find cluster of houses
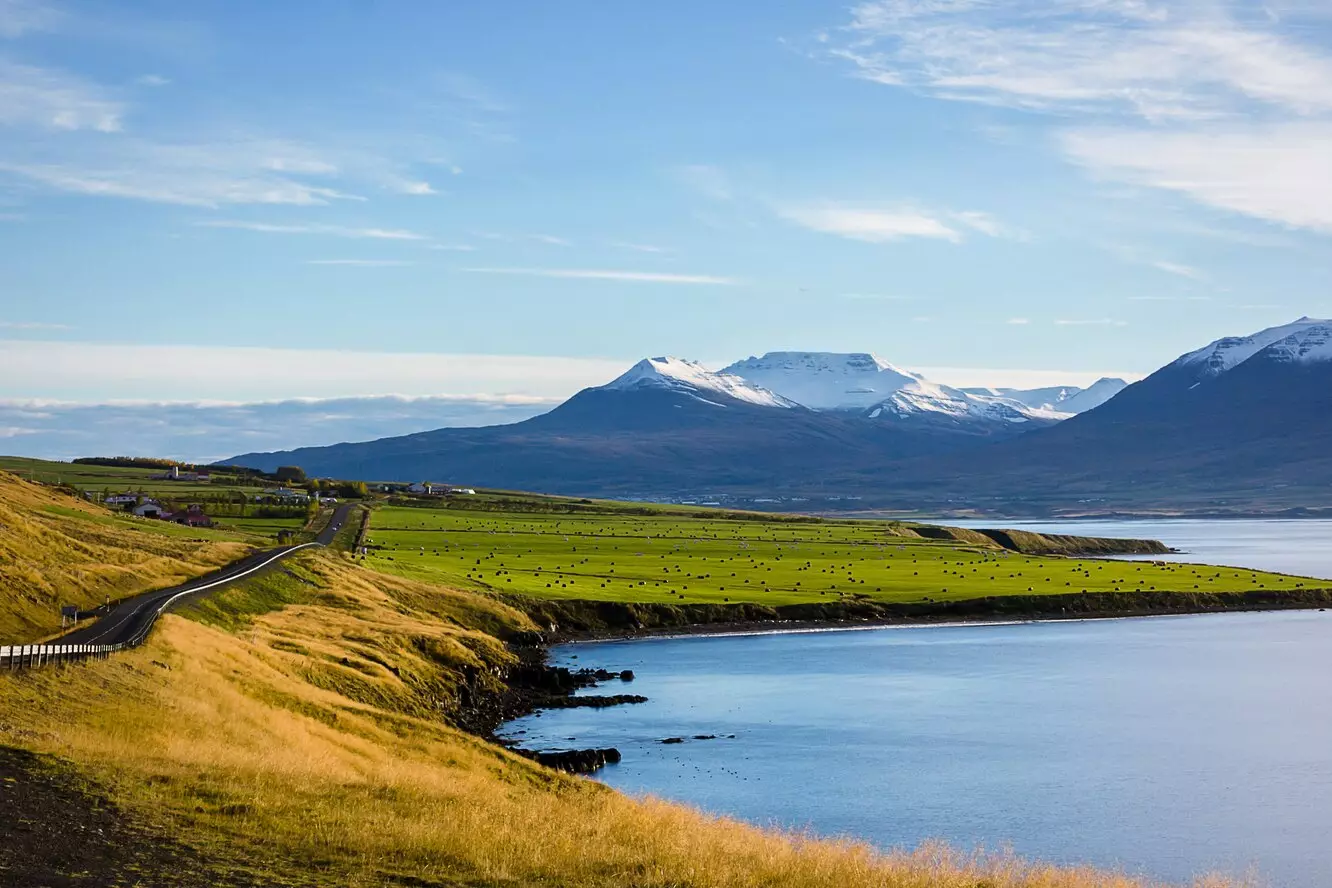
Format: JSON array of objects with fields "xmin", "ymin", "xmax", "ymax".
[
  {"xmin": 102, "ymin": 493, "xmax": 214, "ymax": 527},
  {"xmin": 376, "ymin": 482, "xmax": 476, "ymax": 496}
]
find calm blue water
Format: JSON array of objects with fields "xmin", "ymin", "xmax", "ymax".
[{"xmin": 501, "ymin": 521, "xmax": 1332, "ymax": 886}]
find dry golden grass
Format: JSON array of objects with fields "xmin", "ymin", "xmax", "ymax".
[
  {"xmin": 0, "ymin": 470, "xmax": 251, "ymax": 640},
  {"xmin": 0, "ymin": 551, "xmax": 1250, "ymax": 888}
]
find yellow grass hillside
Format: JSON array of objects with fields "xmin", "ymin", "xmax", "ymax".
[
  {"xmin": 0, "ymin": 470, "xmax": 251, "ymax": 640},
  {"xmin": 0, "ymin": 550, "xmax": 1245, "ymax": 888}
]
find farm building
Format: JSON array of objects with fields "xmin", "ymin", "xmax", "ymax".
[
  {"xmin": 165, "ymin": 504, "xmax": 213, "ymax": 527},
  {"xmin": 133, "ymin": 501, "xmax": 164, "ymax": 518}
]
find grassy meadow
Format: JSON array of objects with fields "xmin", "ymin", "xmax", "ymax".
[
  {"xmin": 363, "ymin": 503, "xmax": 1312, "ymax": 608},
  {"xmin": 0, "ymin": 550, "xmax": 1249, "ymax": 888}
]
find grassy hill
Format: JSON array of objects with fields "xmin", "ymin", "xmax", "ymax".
[
  {"xmin": 1, "ymin": 544, "xmax": 1246, "ymax": 888},
  {"xmin": 0, "ymin": 470, "xmax": 254, "ymax": 640}
]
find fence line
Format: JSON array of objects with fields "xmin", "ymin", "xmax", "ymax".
[{"xmin": 1, "ymin": 541, "xmax": 320, "ymax": 671}]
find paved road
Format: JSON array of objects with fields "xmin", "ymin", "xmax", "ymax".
[{"xmin": 59, "ymin": 503, "xmax": 357, "ymax": 647}]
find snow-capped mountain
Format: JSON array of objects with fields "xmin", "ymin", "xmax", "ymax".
[
  {"xmin": 602, "ymin": 357, "xmax": 798, "ymax": 408},
  {"xmin": 722, "ymin": 352, "xmax": 1058, "ymax": 427},
  {"xmin": 1174, "ymin": 317, "xmax": 1332, "ymax": 378},
  {"xmin": 721, "ymin": 352, "xmax": 920, "ymax": 410},
  {"xmin": 963, "ymin": 378, "xmax": 1128, "ymax": 415}
]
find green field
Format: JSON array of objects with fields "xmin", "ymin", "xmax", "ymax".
[
  {"xmin": 363, "ymin": 504, "xmax": 1315, "ymax": 606},
  {"xmin": 0, "ymin": 455, "xmax": 264, "ymax": 499}
]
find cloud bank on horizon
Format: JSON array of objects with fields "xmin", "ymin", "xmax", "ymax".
[{"xmin": 1, "ymin": 0, "xmax": 1329, "ymax": 459}]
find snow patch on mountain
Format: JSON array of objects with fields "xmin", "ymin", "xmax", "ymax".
[
  {"xmin": 962, "ymin": 378, "xmax": 1127, "ymax": 415},
  {"xmin": 1177, "ymin": 317, "xmax": 1332, "ymax": 376},
  {"xmin": 721, "ymin": 352, "xmax": 920, "ymax": 410},
  {"xmin": 724, "ymin": 351, "xmax": 1061, "ymax": 424},
  {"xmin": 603, "ymin": 357, "xmax": 797, "ymax": 408}
]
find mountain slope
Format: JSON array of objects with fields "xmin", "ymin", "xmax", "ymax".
[
  {"xmin": 866, "ymin": 318, "xmax": 1332, "ymax": 512},
  {"xmin": 227, "ymin": 358, "xmax": 969, "ymax": 493}
]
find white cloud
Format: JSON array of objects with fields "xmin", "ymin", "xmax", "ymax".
[
  {"xmin": 840, "ymin": 292, "xmax": 911, "ymax": 301},
  {"xmin": 830, "ymin": 1, "xmax": 1332, "ymax": 121},
  {"xmin": 462, "ymin": 267, "xmax": 740, "ymax": 285},
  {"xmin": 1149, "ymin": 259, "xmax": 1206, "ymax": 280},
  {"xmin": 429, "ymin": 243, "xmax": 477, "ymax": 252},
  {"xmin": 392, "ymin": 179, "xmax": 435, "ymax": 195},
  {"xmin": 0, "ymin": 59, "xmax": 122, "ymax": 131},
  {"xmin": 0, "ymin": 339, "xmax": 632, "ymax": 402},
  {"xmin": 135, "ymin": 74, "xmax": 169, "ymax": 87},
  {"xmin": 305, "ymin": 259, "xmax": 412, "ymax": 267},
  {"xmin": 822, "ymin": 4, "xmax": 1332, "ymax": 236},
  {"xmin": 0, "ymin": 0, "xmax": 63, "ymax": 39},
  {"xmin": 612, "ymin": 242, "xmax": 673, "ymax": 254},
  {"xmin": 778, "ymin": 203, "xmax": 997, "ymax": 243},
  {"xmin": 1007, "ymin": 318, "xmax": 1031, "ymax": 325},
  {"xmin": 0, "ymin": 320, "xmax": 68, "ymax": 329},
  {"xmin": 0, "ymin": 394, "xmax": 557, "ymax": 462},
  {"xmin": 198, "ymin": 220, "xmax": 428, "ymax": 240},
  {"xmin": 530, "ymin": 233, "xmax": 570, "ymax": 246},
  {"xmin": 1055, "ymin": 318, "xmax": 1129, "ymax": 327},
  {"xmin": 1062, "ymin": 123, "xmax": 1332, "ymax": 234}
]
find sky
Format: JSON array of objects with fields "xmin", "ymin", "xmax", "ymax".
[{"xmin": 2, "ymin": 0, "xmax": 1331, "ymax": 458}]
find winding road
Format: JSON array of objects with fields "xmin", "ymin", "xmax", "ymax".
[{"xmin": 58, "ymin": 503, "xmax": 357, "ymax": 648}]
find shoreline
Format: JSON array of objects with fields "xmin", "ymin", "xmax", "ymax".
[
  {"xmin": 526, "ymin": 586, "xmax": 1332, "ymax": 647},
  {"xmin": 482, "ymin": 589, "xmax": 1332, "ymax": 758},
  {"xmin": 551, "ymin": 600, "xmax": 1332, "ymax": 645}
]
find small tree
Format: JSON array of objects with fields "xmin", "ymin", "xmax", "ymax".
[{"xmin": 275, "ymin": 465, "xmax": 307, "ymax": 484}]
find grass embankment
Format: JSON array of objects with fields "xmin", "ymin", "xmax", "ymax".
[
  {"xmin": 361, "ymin": 504, "xmax": 1316, "ymax": 618},
  {"xmin": 0, "ymin": 455, "xmax": 312, "ymax": 539},
  {"xmin": 0, "ymin": 549, "xmax": 1245, "ymax": 888},
  {"xmin": 0, "ymin": 470, "xmax": 254, "ymax": 640}
]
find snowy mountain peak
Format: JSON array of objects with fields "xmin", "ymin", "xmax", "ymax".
[
  {"xmin": 603, "ymin": 357, "xmax": 797, "ymax": 408},
  {"xmin": 722, "ymin": 351, "xmax": 922, "ymax": 410},
  {"xmin": 1177, "ymin": 318, "xmax": 1332, "ymax": 376}
]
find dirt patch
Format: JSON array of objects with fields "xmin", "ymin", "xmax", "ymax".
[{"xmin": 0, "ymin": 745, "xmax": 296, "ymax": 887}]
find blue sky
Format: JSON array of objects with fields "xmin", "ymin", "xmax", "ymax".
[{"xmin": 2, "ymin": 0, "xmax": 1332, "ymax": 428}]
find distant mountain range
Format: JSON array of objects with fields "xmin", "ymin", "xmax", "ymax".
[{"xmin": 227, "ymin": 319, "xmax": 1332, "ymax": 515}]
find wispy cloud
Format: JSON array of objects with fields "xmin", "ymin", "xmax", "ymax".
[
  {"xmin": 429, "ymin": 243, "xmax": 477, "ymax": 252},
  {"xmin": 0, "ymin": 339, "xmax": 631, "ymax": 403},
  {"xmin": 0, "ymin": 320, "xmax": 69, "ymax": 330},
  {"xmin": 1007, "ymin": 318, "xmax": 1031, "ymax": 325},
  {"xmin": 1149, "ymin": 259, "xmax": 1206, "ymax": 281},
  {"xmin": 827, "ymin": 1, "xmax": 1332, "ymax": 121},
  {"xmin": 390, "ymin": 179, "xmax": 436, "ymax": 196},
  {"xmin": 462, "ymin": 267, "xmax": 739, "ymax": 285},
  {"xmin": 0, "ymin": 0, "xmax": 63, "ymax": 39},
  {"xmin": 530, "ymin": 233, "xmax": 570, "ymax": 246},
  {"xmin": 612, "ymin": 241, "xmax": 672, "ymax": 254},
  {"xmin": 840, "ymin": 292, "xmax": 911, "ymax": 301},
  {"xmin": 675, "ymin": 164, "xmax": 734, "ymax": 201},
  {"xmin": 778, "ymin": 202, "xmax": 1005, "ymax": 244},
  {"xmin": 304, "ymin": 259, "xmax": 412, "ymax": 267},
  {"xmin": 134, "ymin": 73, "xmax": 169, "ymax": 87},
  {"xmin": 1055, "ymin": 318, "xmax": 1129, "ymax": 327},
  {"xmin": 1105, "ymin": 243, "xmax": 1208, "ymax": 280},
  {"xmin": 1063, "ymin": 124, "xmax": 1332, "ymax": 235},
  {"xmin": 0, "ymin": 59, "xmax": 123, "ymax": 131},
  {"xmin": 821, "ymin": 3, "xmax": 1332, "ymax": 236},
  {"xmin": 198, "ymin": 220, "xmax": 428, "ymax": 240}
]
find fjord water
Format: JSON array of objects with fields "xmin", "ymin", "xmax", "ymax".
[{"xmin": 501, "ymin": 521, "xmax": 1332, "ymax": 886}]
